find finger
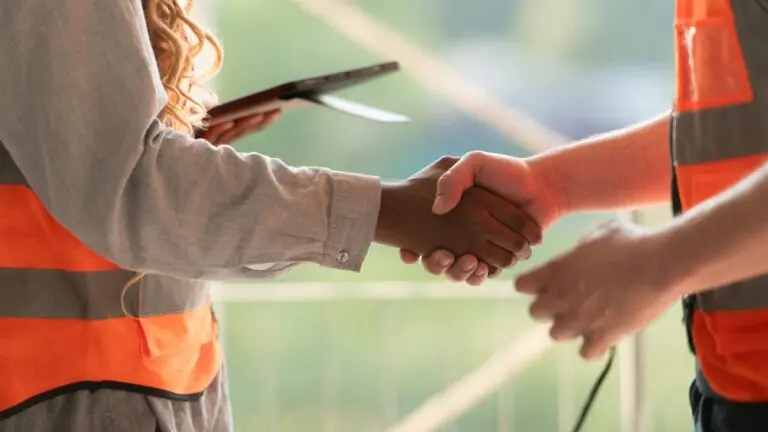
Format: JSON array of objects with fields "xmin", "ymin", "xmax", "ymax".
[
  {"xmin": 488, "ymin": 266, "xmax": 502, "ymax": 278},
  {"xmin": 433, "ymin": 153, "xmax": 485, "ymax": 215},
  {"xmin": 476, "ymin": 242, "xmax": 516, "ymax": 270},
  {"xmin": 548, "ymin": 315, "xmax": 582, "ymax": 341},
  {"xmin": 528, "ymin": 296, "xmax": 564, "ymax": 322},
  {"xmin": 466, "ymin": 263, "xmax": 490, "ymax": 286},
  {"xmin": 223, "ymin": 110, "xmax": 282, "ymax": 144},
  {"xmin": 236, "ymin": 113, "xmax": 270, "ymax": 130},
  {"xmin": 481, "ymin": 192, "xmax": 543, "ymax": 246},
  {"xmin": 236, "ymin": 109, "xmax": 282, "ymax": 134},
  {"xmin": 217, "ymin": 116, "xmax": 264, "ymax": 144},
  {"xmin": 260, "ymin": 109, "xmax": 282, "ymax": 127},
  {"xmin": 515, "ymin": 264, "xmax": 550, "ymax": 295},
  {"xmin": 580, "ymin": 329, "xmax": 619, "ymax": 361},
  {"xmin": 200, "ymin": 122, "xmax": 235, "ymax": 145},
  {"xmin": 445, "ymin": 255, "xmax": 479, "ymax": 282},
  {"xmin": 399, "ymin": 250, "xmax": 419, "ymax": 264},
  {"xmin": 420, "ymin": 249, "xmax": 455, "ymax": 276},
  {"xmin": 481, "ymin": 213, "xmax": 532, "ymax": 261}
]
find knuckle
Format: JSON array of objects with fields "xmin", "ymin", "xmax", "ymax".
[
  {"xmin": 436, "ymin": 155, "xmax": 459, "ymax": 168},
  {"xmin": 435, "ymin": 172, "xmax": 452, "ymax": 187},
  {"xmin": 465, "ymin": 150, "xmax": 487, "ymax": 162}
]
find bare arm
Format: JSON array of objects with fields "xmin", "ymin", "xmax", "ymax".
[
  {"xmin": 0, "ymin": 0, "xmax": 379, "ymax": 279},
  {"xmin": 660, "ymin": 162, "xmax": 768, "ymax": 294},
  {"xmin": 528, "ymin": 111, "xmax": 672, "ymax": 215},
  {"xmin": 419, "ymin": 112, "xmax": 674, "ymax": 283}
]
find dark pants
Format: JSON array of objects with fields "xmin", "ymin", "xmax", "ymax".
[{"xmin": 690, "ymin": 380, "xmax": 768, "ymax": 431}]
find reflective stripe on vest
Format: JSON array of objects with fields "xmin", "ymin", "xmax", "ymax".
[
  {"xmin": 673, "ymin": 0, "xmax": 768, "ymax": 402},
  {"xmin": 0, "ymin": 144, "xmax": 221, "ymax": 417}
]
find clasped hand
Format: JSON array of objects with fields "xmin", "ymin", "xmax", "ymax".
[
  {"xmin": 406, "ymin": 152, "xmax": 681, "ymax": 361},
  {"xmin": 381, "ymin": 156, "xmax": 542, "ymax": 278}
]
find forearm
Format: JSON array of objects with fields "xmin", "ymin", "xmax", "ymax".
[
  {"xmin": 528, "ymin": 112, "xmax": 672, "ymax": 214},
  {"xmin": 660, "ymin": 162, "xmax": 768, "ymax": 294},
  {"xmin": 0, "ymin": 0, "xmax": 380, "ymax": 279}
]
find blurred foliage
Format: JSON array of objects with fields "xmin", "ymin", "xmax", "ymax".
[{"xmin": 211, "ymin": 0, "xmax": 690, "ymax": 430}]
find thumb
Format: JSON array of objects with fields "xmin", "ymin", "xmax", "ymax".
[{"xmin": 432, "ymin": 154, "xmax": 480, "ymax": 215}]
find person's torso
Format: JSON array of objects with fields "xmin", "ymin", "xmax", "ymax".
[
  {"xmin": 671, "ymin": 0, "xmax": 768, "ymax": 402},
  {"xmin": 0, "ymin": 143, "xmax": 226, "ymax": 429}
]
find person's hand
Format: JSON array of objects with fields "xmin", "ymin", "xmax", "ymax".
[
  {"xmin": 197, "ymin": 110, "xmax": 281, "ymax": 146},
  {"xmin": 400, "ymin": 152, "xmax": 565, "ymax": 284},
  {"xmin": 376, "ymin": 156, "xmax": 543, "ymax": 271},
  {"xmin": 515, "ymin": 219, "xmax": 681, "ymax": 360}
]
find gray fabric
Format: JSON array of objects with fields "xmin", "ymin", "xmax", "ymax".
[
  {"xmin": 696, "ymin": 274, "xmax": 768, "ymax": 311},
  {"xmin": 672, "ymin": 0, "xmax": 768, "ymax": 312},
  {"xmin": 0, "ymin": 0, "xmax": 383, "ymax": 430},
  {"xmin": 0, "ymin": 369, "xmax": 232, "ymax": 432},
  {"xmin": 0, "ymin": 268, "xmax": 213, "ymax": 319},
  {"xmin": 672, "ymin": 0, "xmax": 768, "ymax": 165}
]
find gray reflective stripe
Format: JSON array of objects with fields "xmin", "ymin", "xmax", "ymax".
[
  {"xmin": 673, "ymin": 103, "xmax": 768, "ymax": 164},
  {"xmin": 0, "ymin": 268, "xmax": 210, "ymax": 319},
  {"xmin": 673, "ymin": 1, "xmax": 768, "ymax": 165},
  {"xmin": 0, "ymin": 143, "xmax": 27, "ymax": 186},
  {"xmin": 695, "ymin": 274, "xmax": 768, "ymax": 311}
]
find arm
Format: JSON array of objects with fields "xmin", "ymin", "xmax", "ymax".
[
  {"xmin": 510, "ymin": 160, "xmax": 768, "ymax": 360},
  {"xmin": 660, "ymin": 162, "xmax": 768, "ymax": 294},
  {"xmin": 416, "ymin": 112, "xmax": 673, "ymax": 284},
  {"xmin": 528, "ymin": 111, "xmax": 672, "ymax": 215},
  {"xmin": 0, "ymin": 0, "xmax": 379, "ymax": 279}
]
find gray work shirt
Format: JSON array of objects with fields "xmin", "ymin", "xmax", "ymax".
[{"xmin": 0, "ymin": 0, "xmax": 382, "ymax": 430}]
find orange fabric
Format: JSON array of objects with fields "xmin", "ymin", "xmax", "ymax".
[
  {"xmin": 674, "ymin": 0, "xmax": 752, "ymax": 112},
  {"xmin": 678, "ymin": 156, "xmax": 768, "ymax": 402},
  {"xmin": 692, "ymin": 309, "xmax": 768, "ymax": 401},
  {"xmin": 674, "ymin": 155, "xmax": 768, "ymax": 210},
  {"xmin": 0, "ymin": 185, "xmax": 119, "ymax": 271},
  {"xmin": 0, "ymin": 168, "xmax": 222, "ymax": 409},
  {"xmin": 0, "ymin": 304, "xmax": 221, "ymax": 412},
  {"xmin": 676, "ymin": 0, "xmax": 733, "ymax": 21},
  {"xmin": 674, "ymin": 0, "xmax": 768, "ymax": 402}
]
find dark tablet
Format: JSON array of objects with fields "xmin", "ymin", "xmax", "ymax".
[{"xmin": 205, "ymin": 61, "xmax": 405, "ymax": 126}]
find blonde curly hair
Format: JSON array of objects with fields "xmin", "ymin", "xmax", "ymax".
[
  {"xmin": 143, "ymin": 0, "xmax": 223, "ymax": 134},
  {"xmin": 120, "ymin": 0, "xmax": 223, "ymax": 317}
]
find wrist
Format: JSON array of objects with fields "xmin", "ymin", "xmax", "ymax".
[
  {"xmin": 645, "ymin": 222, "xmax": 707, "ymax": 297},
  {"xmin": 525, "ymin": 153, "xmax": 572, "ymax": 220},
  {"xmin": 374, "ymin": 183, "xmax": 400, "ymax": 246}
]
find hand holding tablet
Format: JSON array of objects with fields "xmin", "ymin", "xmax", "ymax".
[{"xmin": 201, "ymin": 61, "xmax": 409, "ymax": 135}]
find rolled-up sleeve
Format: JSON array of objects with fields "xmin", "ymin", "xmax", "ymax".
[{"xmin": 0, "ymin": 0, "xmax": 381, "ymax": 279}]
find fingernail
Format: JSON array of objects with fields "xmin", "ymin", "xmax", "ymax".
[
  {"xmin": 462, "ymin": 261, "xmax": 475, "ymax": 271},
  {"xmin": 474, "ymin": 267, "xmax": 486, "ymax": 276}
]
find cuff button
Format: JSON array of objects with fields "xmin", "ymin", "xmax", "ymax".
[{"xmin": 336, "ymin": 250, "xmax": 350, "ymax": 264}]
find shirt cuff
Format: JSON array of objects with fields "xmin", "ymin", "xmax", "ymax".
[{"xmin": 322, "ymin": 171, "xmax": 382, "ymax": 272}]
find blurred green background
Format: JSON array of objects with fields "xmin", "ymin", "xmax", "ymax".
[{"xmin": 204, "ymin": 0, "xmax": 691, "ymax": 430}]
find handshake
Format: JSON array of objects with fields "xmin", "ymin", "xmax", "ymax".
[{"xmin": 374, "ymin": 154, "xmax": 545, "ymax": 283}]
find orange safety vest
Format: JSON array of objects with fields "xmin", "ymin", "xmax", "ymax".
[
  {"xmin": 0, "ymin": 144, "xmax": 222, "ymax": 418},
  {"xmin": 673, "ymin": 0, "xmax": 768, "ymax": 401}
]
